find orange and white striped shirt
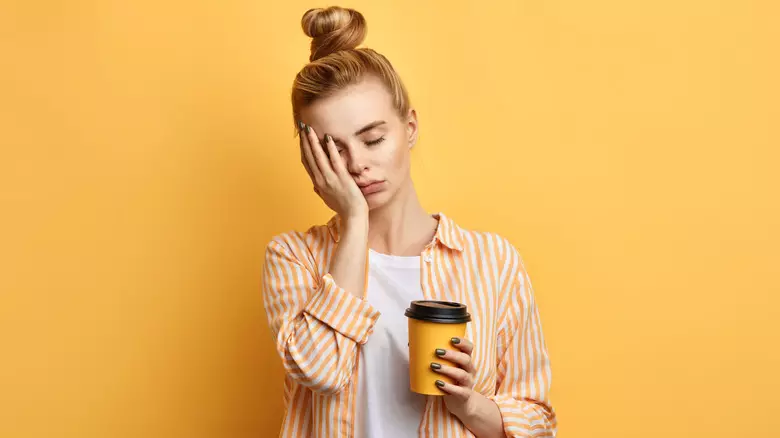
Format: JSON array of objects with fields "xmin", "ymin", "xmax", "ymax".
[{"xmin": 262, "ymin": 213, "xmax": 557, "ymax": 437}]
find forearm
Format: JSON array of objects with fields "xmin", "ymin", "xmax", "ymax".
[
  {"xmin": 328, "ymin": 214, "xmax": 369, "ymax": 298},
  {"xmin": 263, "ymin": 229, "xmax": 379, "ymax": 395},
  {"xmin": 461, "ymin": 393, "xmax": 505, "ymax": 438},
  {"xmin": 286, "ymin": 215, "xmax": 370, "ymax": 391}
]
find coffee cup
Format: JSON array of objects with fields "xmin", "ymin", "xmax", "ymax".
[{"xmin": 405, "ymin": 300, "xmax": 471, "ymax": 395}]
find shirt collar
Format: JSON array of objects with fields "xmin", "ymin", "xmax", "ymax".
[{"xmin": 326, "ymin": 212, "xmax": 464, "ymax": 252}]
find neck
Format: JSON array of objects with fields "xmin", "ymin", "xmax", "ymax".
[{"xmin": 367, "ymin": 179, "xmax": 437, "ymax": 256}]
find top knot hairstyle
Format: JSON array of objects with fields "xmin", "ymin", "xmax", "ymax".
[
  {"xmin": 302, "ymin": 7, "xmax": 366, "ymax": 62},
  {"xmin": 291, "ymin": 7, "xmax": 411, "ymax": 127}
]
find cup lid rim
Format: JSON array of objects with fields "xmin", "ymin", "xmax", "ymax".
[{"xmin": 404, "ymin": 300, "xmax": 471, "ymax": 323}]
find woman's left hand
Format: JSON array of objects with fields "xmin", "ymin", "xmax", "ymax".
[{"xmin": 432, "ymin": 337, "xmax": 478, "ymax": 420}]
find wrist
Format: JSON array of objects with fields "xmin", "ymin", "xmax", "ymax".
[
  {"xmin": 460, "ymin": 392, "xmax": 503, "ymax": 437},
  {"xmin": 340, "ymin": 214, "xmax": 368, "ymax": 240},
  {"xmin": 342, "ymin": 210, "xmax": 368, "ymax": 227},
  {"xmin": 463, "ymin": 392, "xmax": 485, "ymax": 422}
]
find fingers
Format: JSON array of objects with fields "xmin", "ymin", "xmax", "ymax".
[
  {"xmin": 297, "ymin": 123, "xmax": 309, "ymax": 174},
  {"xmin": 299, "ymin": 123, "xmax": 321, "ymax": 183},
  {"xmin": 450, "ymin": 337, "xmax": 473, "ymax": 356},
  {"xmin": 431, "ymin": 362, "xmax": 473, "ymax": 388},
  {"xmin": 304, "ymin": 125, "xmax": 336, "ymax": 181},
  {"xmin": 435, "ymin": 347, "xmax": 475, "ymax": 374},
  {"xmin": 322, "ymin": 134, "xmax": 348, "ymax": 176},
  {"xmin": 300, "ymin": 144, "xmax": 315, "ymax": 181},
  {"xmin": 435, "ymin": 379, "xmax": 471, "ymax": 400}
]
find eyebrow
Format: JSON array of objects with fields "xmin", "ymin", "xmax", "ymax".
[{"xmin": 354, "ymin": 120, "xmax": 387, "ymax": 136}]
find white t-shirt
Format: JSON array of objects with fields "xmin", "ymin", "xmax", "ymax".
[{"xmin": 356, "ymin": 249, "xmax": 426, "ymax": 437}]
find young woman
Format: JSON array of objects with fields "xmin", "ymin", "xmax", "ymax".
[{"xmin": 262, "ymin": 7, "xmax": 557, "ymax": 438}]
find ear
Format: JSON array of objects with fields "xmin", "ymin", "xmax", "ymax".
[{"xmin": 406, "ymin": 108, "xmax": 419, "ymax": 149}]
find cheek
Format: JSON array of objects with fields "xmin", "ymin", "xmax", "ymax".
[
  {"xmin": 365, "ymin": 137, "xmax": 410, "ymax": 178},
  {"xmin": 385, "ymin": 138, "xmax": 409, "ymax": 172}
]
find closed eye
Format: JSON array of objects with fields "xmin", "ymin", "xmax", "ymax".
[{"xmin": 365, "ymin": 137, "xmax": 385, "ymax": 146}]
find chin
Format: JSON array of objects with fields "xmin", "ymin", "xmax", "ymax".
[{"xmin": 365, "ymin": 190, "xmax": 393, "ymax": 210}]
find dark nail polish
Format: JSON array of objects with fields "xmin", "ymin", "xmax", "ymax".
[
  {"xmin": 435, "ymin": 380, "xmax": 445, "ymax": 388},
  {"xmin": 451, "ymin": 337, "xmax": 460, "ymax": 344},
  {"xmin": 298, "ymin": 121, "xmax": 304, "ymax": 131},
  {"xmin": 435, "ymin": 349, "xmax": 446, "ymax": 356},
  {"xmin": 324, "ymin": 134, "xmax": 331, "ymax": 143},
  {"xmin": 430, "ymin": 362, "xmax": 441, "ymax": 370},
  {"xmin": 305, "ymin": 124, "xmax": 311, "ymax": 133}
]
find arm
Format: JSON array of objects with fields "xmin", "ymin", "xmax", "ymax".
[
  {"xmin": 455, "ymin": 379, "xmax": 506, "ymax": 438},
  {"xmin": 262, "ymin": 217, "xmax": 378, "ymax": 395},
  {"xmin": 434, "ymin": 242, "xmax": 556, "ymax": 437},
  {"xmin": 487, "ymin": 258, "xmax": 557, "ymax": 437},
  {"xmin": 328, "ymin": 215, "xmax": 369, "ymax": 298}
]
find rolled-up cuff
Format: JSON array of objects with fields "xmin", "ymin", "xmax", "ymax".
[
  {"xmin": 487, "ymin": 394, "xmax": 556, "ymax": 437},
  {"xmin": 304, "ymin": 273, "xmax": 380, "ymax": 344}
]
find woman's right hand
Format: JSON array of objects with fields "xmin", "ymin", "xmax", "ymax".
[{"xmin": 299, "ymin": 122, "xmax": 368, "ymax": 219}]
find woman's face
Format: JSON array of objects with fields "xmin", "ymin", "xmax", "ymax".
[{"xmin": 299, "ymin": 76, "xmax": 418, "ymax": 211}]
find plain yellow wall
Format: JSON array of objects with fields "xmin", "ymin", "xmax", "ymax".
[{"xmin": 2, "ymin": 1, "xmax": 778, "ymax": 437}]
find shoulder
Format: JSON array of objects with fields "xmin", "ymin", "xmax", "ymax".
[
  {"xmin": 442, "ymin": 213, "xmax": 531, "ymax": 295},
  {"xmin": 443, "ymin": 215, "xmax": 534, "ymax": 323},
  {"xmin": 460, "ymin": 229, "xmax": 518, "ymax": 259},
  {"xmin": 443, "ymin": 213, "xmax": 524, "ymax": 266},
  {"xmin": 265, "ymin": 219, "xmax": 334, "ymax": 261}
]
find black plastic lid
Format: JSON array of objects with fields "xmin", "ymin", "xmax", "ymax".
[{"xmin": 404, "ymin": 300, "xmax": 471, "ymax": 324}]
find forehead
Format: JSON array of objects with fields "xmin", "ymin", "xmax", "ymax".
[{"xmin": 301, "ymin": 77, "xmax": 396, "ymax": 135}]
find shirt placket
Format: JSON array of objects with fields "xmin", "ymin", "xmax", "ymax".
[
  {"xmin": 419, "ymin": 239, "xmax": 446, "ymax": 438},
  {"xmin": 420, "ymin": 239, "xmax": 437, "ymax": 300}
]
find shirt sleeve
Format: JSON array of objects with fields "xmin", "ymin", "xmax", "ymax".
[
  {"xmin": 488, "ymin": 251, "xmax": 557, "ymax": 437},
  {"xmin": 262, "ymin": 236, "xmax": 380, "ymax": 395}
]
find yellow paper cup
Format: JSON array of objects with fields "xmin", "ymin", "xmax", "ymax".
[{"xmin": 405, "ymin": 301, "xmax": 471, "ymax": 395}]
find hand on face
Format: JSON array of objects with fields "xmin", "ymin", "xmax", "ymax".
[{"xmin": 299, "ymin": 122, "xmax": 368, "ymax": 219}]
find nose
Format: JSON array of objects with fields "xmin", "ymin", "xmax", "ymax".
[{"xmin": 346, "ymin": 147, "xmax": 368, "ymax": 175}]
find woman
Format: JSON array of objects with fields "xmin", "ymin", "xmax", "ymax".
[{"xmin": 262, "ymin": 7, "xmax": 557, "ymax": 438}]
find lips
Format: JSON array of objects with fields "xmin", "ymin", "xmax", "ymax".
[{"xmin": 358, "ymin": 181, "xmax": 385, "ymax": 195}]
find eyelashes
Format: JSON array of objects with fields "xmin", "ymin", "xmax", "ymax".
[{"xmin": 331, "ymin": 136, "xmax": 387, "ymax": 155}]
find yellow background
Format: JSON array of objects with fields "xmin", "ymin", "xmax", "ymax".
[{"xmin": 2, "ymin": 1, "xmax": 778, "ymax": 437}]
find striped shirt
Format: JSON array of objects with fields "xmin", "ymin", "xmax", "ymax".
[{"xmin": 262, "ymin": 213, "xmax": 557, "ymax": 437}]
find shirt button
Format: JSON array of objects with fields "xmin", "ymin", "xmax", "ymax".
[{"xmin": 424, "ymin": 255, "xmax": 433, "ymax": 263}]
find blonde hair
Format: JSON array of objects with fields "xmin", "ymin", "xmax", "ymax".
[{"xmin": 291, "ymin": 7, "xmax": 411, "ymax": 127}]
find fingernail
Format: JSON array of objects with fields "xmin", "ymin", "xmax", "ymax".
[
  {"xmin": 298, "ymin": 121, "xmax": 304, "ymax": 131},
  {"xmin": 435, "ymin": 380, "xmax": 445, "ymax": 388},
  {"xmin": 305, "ymin": 124, "xmax": 311, "ymax": 133},
  {"xmin": 435, "ymin": 349, "xmax": 446, "ymax": 356},
  {"xmin": 430, "ymin": 362, "xmax": 441, "ymax": 370},
  {"xmin": 324, "ymin": 134, "xmax": 331, "ymax": 143},
  {"xmin": 451, "ymin": 337, "xmax": 460, "ymax": 344}
]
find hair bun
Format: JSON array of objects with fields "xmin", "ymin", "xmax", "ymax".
[{"xmin": 301, "ymin": 7, "xmax": 367, "ymax": 61}]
